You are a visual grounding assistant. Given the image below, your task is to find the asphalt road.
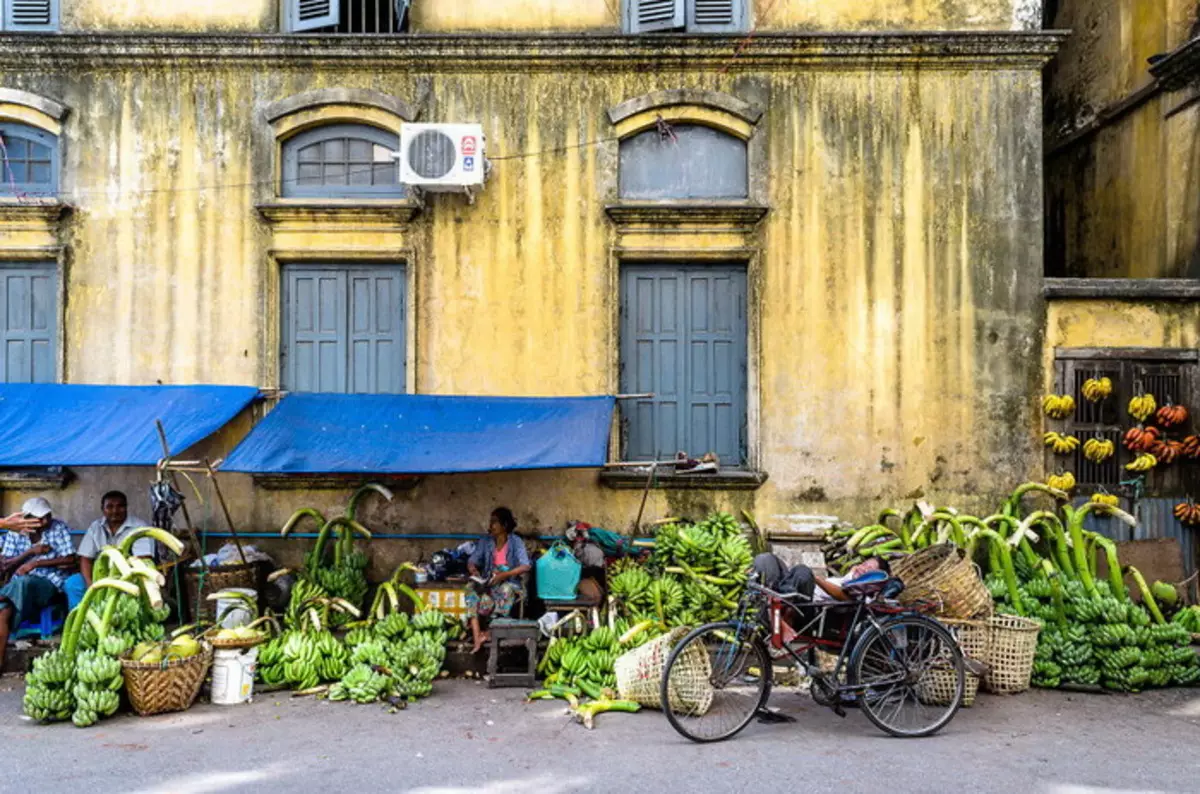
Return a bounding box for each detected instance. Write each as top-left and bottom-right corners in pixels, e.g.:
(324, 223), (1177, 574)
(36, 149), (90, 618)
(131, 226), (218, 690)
(3, 675), (1198, 794)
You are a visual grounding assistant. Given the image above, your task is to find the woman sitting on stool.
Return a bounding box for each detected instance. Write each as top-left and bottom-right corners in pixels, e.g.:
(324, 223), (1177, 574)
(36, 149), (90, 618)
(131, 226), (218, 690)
(466, 507), (532, 654)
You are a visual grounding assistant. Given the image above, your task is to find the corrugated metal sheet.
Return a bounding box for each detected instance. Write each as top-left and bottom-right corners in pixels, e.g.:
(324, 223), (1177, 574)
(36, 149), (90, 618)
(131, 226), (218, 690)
(1074, 496), (1196, 578)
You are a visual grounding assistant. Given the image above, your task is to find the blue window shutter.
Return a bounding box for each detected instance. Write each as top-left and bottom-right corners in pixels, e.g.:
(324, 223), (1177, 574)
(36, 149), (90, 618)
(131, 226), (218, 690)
(688, 0), (747, 32)
(283, 265), (405, 394)
(3, 0), (58, 31)
(288, 0), (339, 32)
(620, 265), (746, 465)
(627, 0), (684, 33)
(348, 268), (405, 394)
(0, 264), (57, 383)
(283, 268), (348, 393)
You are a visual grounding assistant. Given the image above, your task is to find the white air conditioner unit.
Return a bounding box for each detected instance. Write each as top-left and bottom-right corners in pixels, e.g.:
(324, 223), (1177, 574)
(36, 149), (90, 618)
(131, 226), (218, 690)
(398, 123), (486, 191)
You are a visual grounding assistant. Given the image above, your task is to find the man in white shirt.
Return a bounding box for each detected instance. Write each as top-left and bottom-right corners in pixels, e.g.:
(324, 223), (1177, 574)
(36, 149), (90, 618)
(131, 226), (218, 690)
(76, 491), (154, 586)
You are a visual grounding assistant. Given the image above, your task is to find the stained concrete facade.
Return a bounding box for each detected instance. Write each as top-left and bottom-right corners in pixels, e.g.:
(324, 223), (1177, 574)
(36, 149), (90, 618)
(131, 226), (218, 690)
(0, 2), (1061, 569)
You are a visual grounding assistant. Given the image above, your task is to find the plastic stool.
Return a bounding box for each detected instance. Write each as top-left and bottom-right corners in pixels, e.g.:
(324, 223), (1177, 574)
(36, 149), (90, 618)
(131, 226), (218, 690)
(13, 604), (64, 640)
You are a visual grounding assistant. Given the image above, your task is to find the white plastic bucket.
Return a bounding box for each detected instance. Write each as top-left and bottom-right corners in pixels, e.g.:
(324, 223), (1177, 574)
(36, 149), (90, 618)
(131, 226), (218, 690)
(211, 647), (257, 705)
(216, 588), (257, 629)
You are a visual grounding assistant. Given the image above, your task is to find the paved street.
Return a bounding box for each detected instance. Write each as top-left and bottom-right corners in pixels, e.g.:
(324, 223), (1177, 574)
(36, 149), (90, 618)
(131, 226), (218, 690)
(3, 675), (1198, 794)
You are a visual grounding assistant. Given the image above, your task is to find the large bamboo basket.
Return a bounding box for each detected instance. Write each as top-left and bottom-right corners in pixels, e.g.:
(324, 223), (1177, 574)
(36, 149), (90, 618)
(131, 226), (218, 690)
(918, 617), (988, 707)
(615, 627), (711, 712)
(120, 643), (212, 716)
(183, 563), (259, 622)
(891, 544), (993, 620)
(981, 614), (1041, 695)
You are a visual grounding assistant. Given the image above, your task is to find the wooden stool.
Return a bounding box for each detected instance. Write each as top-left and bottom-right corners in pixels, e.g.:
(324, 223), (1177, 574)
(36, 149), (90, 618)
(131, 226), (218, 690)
(486, 618), (541, 689)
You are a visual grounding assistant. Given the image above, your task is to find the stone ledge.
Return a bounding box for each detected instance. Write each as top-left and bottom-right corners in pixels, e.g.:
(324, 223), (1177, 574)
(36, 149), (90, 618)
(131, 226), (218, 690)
(0, 199), (70, 225)
(252, 474), (423, 491)
(598, 469), (767, 491)
(0, 32), (1068, 72)
(605, 202), (768, 228)
(1150, 36), (1200, 92)
(256, 200), (422, 226)
(1043, 278), (1200, 301)
(0, 467), (72, 490)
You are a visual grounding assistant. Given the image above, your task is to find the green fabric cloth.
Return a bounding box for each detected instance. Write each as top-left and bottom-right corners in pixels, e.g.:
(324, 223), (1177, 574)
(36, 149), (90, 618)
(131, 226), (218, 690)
(0, 574), (59, 624)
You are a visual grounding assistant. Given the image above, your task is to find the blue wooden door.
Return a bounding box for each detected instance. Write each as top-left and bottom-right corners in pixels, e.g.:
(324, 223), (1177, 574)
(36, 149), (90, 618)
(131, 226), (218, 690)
(283, 265), (405, 393)
(0, 264), (56, 383)
(620, 265), (746, 465)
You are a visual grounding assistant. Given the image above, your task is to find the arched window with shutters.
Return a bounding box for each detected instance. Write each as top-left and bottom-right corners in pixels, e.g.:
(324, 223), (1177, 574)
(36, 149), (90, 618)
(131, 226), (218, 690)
(624, 0), (748, 33)
(281, 123), (405, 198)
(619, 123), (748, 200)
(0, 122), (58, 197)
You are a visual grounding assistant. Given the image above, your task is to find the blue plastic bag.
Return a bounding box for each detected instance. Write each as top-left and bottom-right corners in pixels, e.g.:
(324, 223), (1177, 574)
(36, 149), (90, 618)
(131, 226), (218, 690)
(537, 542), (582, 601)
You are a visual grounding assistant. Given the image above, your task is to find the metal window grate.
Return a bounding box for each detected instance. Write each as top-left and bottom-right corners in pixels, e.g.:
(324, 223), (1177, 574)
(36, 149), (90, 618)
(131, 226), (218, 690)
(1141, 372), (1182, 407)
(336, 0), (404, 33)
(1072, 429), (1122, 487)
(1072, 367), (1120, 426)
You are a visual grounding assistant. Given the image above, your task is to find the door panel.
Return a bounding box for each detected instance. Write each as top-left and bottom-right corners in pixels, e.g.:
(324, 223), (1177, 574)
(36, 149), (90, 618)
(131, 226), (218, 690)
(0, 265), (57, 383)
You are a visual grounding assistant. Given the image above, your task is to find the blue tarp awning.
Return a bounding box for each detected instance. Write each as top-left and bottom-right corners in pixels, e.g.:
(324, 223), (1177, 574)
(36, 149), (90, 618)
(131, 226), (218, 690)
(0, 384), (260, 466)
(220, 393), (615, 475)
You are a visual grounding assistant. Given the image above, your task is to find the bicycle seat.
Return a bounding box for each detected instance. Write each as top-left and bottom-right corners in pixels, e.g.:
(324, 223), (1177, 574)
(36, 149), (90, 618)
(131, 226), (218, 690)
(841, 571), (891, 599)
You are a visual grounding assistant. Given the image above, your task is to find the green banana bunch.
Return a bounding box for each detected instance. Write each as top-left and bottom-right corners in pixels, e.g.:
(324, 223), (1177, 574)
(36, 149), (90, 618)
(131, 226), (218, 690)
(608, 568), (652, 605)
(1031, 660), (1062, 688)
(328, 663), (391, 703)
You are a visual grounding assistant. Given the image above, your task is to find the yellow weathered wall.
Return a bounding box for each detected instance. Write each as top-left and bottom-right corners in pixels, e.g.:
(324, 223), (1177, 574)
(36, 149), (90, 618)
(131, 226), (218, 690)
(63, 0), (275, 32)
(1045, 0), (1200, 278)
(0, 54), (1046, 537)
(59, 0), (1034, 33)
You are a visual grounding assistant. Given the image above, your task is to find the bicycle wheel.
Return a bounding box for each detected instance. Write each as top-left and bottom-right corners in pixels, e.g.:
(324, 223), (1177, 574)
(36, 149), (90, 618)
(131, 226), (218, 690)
(848, 615), (963, 738)
(661, 622), (772, 744)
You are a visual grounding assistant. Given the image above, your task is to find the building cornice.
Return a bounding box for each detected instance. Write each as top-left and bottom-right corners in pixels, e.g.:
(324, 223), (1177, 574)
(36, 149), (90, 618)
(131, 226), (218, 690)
(0, 31), (1067, 72)
(1150, 37), (1200, 92)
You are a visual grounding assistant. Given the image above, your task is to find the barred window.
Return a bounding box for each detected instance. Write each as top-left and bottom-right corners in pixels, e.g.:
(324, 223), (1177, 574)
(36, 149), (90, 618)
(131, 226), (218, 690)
(281, 124), (404, 199)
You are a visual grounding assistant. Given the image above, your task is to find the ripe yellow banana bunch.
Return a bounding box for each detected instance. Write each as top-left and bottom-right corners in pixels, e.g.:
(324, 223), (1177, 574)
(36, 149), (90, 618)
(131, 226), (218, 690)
(1082, 437), (1115, 463)
(1044, 432), (1081, 455)
(1042, 394), (1076, 419)
(1124, 452), (1157, 472)
(1081, 377), (1113, 402)
(1090, 492), (1120, 507)
(1128, 393), (1157, 422)
(1046, 472), (1076, 491)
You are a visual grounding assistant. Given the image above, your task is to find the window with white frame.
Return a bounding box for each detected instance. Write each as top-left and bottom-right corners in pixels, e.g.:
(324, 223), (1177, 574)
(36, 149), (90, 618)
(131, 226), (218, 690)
(0, 122), (57, 197)
(281, 124), (405, 199)
(283, 0), (409, 33)
(1, 0), (58, 32)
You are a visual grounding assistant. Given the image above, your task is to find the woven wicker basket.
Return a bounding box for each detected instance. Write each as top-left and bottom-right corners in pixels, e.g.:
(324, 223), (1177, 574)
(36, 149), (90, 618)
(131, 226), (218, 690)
(615, 627), (711, 712)
(981, 614), (1041, 695)
(120, 644), (213, 716)
(184, 563), (259, 622)
(918, 618), (987, 707)
(207, 633), (268, 651)
(892, 544), (993, 620)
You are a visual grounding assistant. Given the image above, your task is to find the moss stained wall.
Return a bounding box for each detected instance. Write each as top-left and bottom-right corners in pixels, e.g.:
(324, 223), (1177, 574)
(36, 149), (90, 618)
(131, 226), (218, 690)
(0, 35), (1054, 543)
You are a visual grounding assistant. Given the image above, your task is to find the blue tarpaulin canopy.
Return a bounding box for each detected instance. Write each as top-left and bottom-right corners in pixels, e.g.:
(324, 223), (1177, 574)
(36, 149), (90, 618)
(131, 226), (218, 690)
(220, 393), (615, 475)
(0, 384), (260, 467)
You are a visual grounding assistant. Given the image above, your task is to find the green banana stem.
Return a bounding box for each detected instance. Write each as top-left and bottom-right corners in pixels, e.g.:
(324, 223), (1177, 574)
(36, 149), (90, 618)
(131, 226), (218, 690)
(1125, 565), (1165, 624)
(311, 519), (339, 567)
(846, 524), (892, 552)
(1004, 482), (1069, 519)
(62, 578), (139, 657)
(876, 508), (901, 530)
(345, 482), (394, 521)
(920, 513), (965, 547)
(974, 528), (1024, 615)
(280, 507), (326, 538)
(117, 527), (185, 558)
(862, 539), (903, 556)
(1065, 505), (1097, 596)
(901, 509), (920, 548)
(1026, 511), (1074, 579)
(984, 514), (1018, 538)
(1092, 536), (1126, 600)
(1042, 560), (1067, 629)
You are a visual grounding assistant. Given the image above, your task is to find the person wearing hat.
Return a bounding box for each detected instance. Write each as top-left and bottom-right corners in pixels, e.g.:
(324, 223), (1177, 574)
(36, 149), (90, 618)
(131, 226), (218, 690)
(0, 497), (77, 667)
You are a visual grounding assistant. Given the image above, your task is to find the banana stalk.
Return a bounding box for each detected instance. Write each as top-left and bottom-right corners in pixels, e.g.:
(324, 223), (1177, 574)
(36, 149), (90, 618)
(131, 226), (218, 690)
(1125, 565), (1165, 624)
(1042, 560), (1067, 629)
(1003, 482), (1068, 519)
(1025, 511), (1074, 578)
(62, 578), (140, 657)
(280, 508), (326, 538)
(345, 482), (394, 520)
(1092, 536), (1126, 601)
(969, 529), (1024, 615)
(117, 528), (185, 558)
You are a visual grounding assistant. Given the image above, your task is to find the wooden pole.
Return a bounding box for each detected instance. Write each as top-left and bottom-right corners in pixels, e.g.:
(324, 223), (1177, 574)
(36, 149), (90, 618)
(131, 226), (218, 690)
(633, 462), (658, 534)
(203, 457), (249, 566)
(155, 420), (205, 565)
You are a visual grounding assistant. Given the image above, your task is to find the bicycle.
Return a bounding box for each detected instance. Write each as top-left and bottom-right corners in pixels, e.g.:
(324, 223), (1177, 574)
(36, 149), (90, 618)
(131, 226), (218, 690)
(659, 574), (965, 742)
